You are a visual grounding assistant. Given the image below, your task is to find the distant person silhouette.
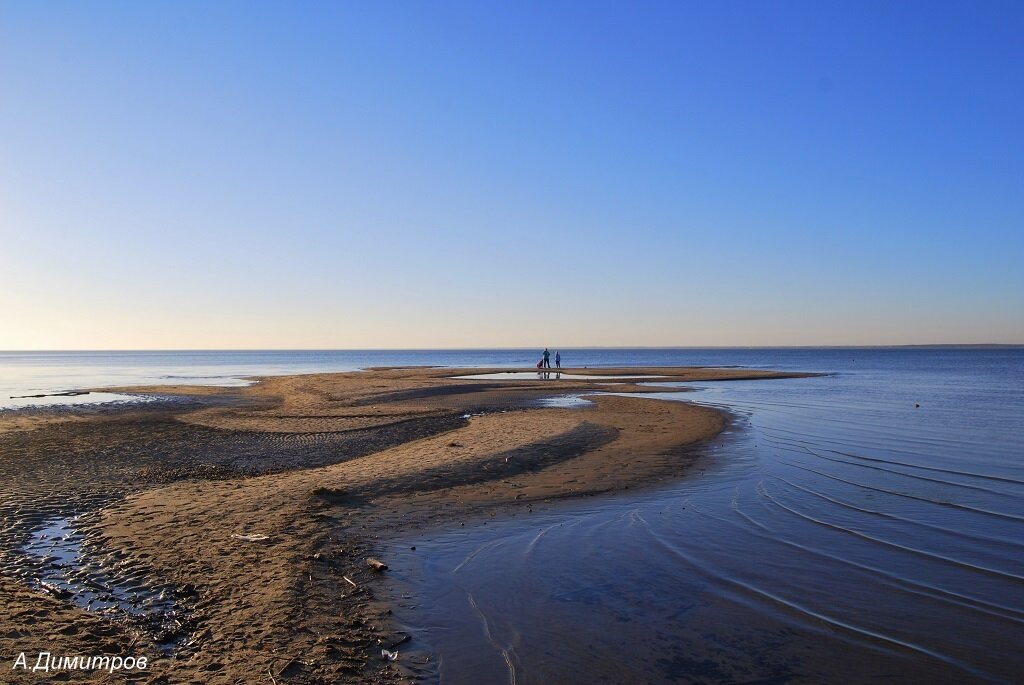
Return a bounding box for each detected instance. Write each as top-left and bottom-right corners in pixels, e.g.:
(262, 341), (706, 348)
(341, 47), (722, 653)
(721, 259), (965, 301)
(542, 348), (551, 368)
(554, 351), (561, 368)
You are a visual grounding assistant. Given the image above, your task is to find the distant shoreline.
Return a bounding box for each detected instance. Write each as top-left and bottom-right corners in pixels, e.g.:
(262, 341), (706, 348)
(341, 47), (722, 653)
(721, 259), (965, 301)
(1, 344), (1022, 353)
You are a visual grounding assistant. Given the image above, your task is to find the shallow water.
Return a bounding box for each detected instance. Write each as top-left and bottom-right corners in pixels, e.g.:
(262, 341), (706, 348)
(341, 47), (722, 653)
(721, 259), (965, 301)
(454, 372), (660, 380)
(536, 394), (596, 409)
(383, 349), (1024, 684)
(22, 517), (176, 616)
(2, 391), (158, 411)
(12, 514), (189, 650)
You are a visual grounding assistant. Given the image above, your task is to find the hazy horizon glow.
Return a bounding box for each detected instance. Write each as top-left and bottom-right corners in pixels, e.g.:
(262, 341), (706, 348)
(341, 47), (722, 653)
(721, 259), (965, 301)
(2, 1), (1022, 349)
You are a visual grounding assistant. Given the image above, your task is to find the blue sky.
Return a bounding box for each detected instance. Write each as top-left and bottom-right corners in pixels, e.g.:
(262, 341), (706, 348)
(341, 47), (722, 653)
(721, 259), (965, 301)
(1, 1), (1021, 348)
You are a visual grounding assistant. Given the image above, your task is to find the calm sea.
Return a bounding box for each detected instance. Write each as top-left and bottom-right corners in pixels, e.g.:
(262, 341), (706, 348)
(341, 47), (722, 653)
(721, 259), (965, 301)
(1, 348), (1022, 683)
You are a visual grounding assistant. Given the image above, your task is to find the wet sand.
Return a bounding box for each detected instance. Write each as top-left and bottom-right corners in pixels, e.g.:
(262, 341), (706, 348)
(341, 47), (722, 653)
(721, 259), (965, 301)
(0, 366), (810, 683)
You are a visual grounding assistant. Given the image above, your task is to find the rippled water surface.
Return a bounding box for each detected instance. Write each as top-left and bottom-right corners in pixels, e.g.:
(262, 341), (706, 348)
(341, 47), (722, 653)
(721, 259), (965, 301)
(382, 349), (1024, 684)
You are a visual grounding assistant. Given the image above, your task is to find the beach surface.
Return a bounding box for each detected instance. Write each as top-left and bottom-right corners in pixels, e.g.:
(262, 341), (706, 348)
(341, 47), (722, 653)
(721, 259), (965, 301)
(0, 366), (809, 683)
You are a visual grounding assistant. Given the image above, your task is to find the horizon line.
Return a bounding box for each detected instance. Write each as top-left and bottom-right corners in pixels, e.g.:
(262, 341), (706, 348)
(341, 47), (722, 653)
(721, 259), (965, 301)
(1, 344), (1022, 353)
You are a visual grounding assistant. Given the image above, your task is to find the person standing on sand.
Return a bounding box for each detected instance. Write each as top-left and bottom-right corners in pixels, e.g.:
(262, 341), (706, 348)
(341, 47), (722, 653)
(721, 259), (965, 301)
(555, 351), (561, 368)
(542, 348), (551, 368)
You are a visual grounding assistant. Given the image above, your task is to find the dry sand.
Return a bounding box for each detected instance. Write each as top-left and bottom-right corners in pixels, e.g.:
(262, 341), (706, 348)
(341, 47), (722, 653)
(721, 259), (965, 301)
(0, 366), (812, 683)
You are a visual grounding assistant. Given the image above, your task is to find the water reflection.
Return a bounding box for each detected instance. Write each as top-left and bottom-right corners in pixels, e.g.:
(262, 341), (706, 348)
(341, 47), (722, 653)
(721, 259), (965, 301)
(454, 372), (660, 381)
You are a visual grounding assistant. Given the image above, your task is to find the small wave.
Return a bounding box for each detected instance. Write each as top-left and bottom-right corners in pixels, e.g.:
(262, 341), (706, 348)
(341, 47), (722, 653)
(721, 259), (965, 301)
(717, 494), (1024, 625)
(642, 521), (1000, 683)
(450, 538), (507, 575)
(828, 448), (1024, 486)
(793, 444), (1017, 498)
(780, 461), (1024, 524)
(466, 592), (519, 685)
(771, 474), (1024, 552)
(757, 481), (1024, 583)
(524, 523), (562, 559)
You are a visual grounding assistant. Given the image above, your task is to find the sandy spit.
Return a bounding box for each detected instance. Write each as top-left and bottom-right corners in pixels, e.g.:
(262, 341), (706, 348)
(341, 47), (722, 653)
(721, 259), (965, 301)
(0, 366), (812, 683)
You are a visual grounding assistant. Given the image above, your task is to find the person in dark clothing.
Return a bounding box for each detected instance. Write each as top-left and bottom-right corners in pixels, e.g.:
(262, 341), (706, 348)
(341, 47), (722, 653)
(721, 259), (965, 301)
(542, 348), (551, 368)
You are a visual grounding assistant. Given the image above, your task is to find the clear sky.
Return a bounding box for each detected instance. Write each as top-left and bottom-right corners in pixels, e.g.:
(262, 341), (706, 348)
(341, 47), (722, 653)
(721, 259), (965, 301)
(1, 1), (1021, 349)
